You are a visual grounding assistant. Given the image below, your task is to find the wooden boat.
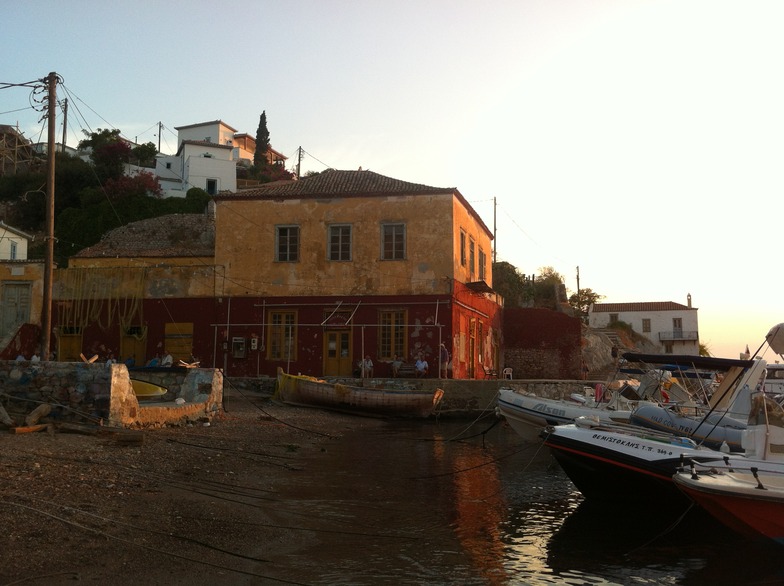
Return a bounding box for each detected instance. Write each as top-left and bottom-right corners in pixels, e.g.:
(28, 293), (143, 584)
(276, 369), (444, 418)
(130, 378), (168, 399)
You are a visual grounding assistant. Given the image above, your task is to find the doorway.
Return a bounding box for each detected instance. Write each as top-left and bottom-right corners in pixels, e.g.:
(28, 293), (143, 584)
(324, 330), (352, 376)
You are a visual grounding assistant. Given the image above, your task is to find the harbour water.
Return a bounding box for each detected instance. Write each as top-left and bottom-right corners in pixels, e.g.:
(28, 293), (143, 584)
(266, 416), (784, 585)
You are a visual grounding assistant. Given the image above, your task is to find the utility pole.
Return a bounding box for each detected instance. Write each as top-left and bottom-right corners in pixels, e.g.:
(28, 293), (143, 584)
(42, 72), (57, 359)
(60, 98), (67, 152)
(157, 121), (162, 152)
(493, 196), (497, 264)
(296, 146), (303, 178)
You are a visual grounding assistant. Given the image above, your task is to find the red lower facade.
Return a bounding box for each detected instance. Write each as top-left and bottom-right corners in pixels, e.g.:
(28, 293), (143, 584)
(50, 285), (502, 379)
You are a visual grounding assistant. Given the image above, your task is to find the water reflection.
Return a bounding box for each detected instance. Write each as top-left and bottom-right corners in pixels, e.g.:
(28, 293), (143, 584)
(266, 418), (784, 585)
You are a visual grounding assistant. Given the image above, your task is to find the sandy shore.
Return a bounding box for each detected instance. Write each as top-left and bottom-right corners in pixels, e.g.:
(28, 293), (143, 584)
(1, 388), (387, 585)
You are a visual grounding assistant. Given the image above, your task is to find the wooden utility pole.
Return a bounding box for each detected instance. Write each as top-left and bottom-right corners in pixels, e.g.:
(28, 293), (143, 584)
(41, 72), (57, 359)
(493, 196), (497, 264)
(157, 121), (162, 152)
(296, 146), (303, 178)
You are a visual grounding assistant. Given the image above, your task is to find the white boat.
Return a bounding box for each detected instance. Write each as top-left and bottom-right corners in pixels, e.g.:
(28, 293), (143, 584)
(673, 393), (784, 546)
(497, 386), (637, 442)
(541, 323), (784, 505)
(626, 353), (768, 451)
(497, 366), (690, 442)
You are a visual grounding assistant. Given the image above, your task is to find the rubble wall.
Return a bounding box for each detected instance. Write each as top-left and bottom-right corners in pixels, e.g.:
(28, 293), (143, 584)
(0, 360), (223, 429)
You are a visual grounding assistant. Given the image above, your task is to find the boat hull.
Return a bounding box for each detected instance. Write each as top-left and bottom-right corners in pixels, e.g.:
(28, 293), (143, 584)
(674, 470), (784, 546)
(541, 420), (721, 504)
(277, 372), (443, 418)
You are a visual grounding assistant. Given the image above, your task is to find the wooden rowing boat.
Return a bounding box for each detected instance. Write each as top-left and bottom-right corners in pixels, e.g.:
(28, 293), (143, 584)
(276, 369), (444, 418)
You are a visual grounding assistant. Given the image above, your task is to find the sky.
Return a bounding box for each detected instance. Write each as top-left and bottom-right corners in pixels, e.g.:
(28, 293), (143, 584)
(2, 0), (783, 360)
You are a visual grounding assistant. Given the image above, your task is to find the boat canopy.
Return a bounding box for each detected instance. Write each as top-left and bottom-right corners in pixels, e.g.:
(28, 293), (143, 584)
(623, 352), (754, 371)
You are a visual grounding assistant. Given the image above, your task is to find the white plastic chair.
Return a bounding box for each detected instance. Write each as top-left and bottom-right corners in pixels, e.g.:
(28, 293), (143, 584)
(502, 367), (513, 380)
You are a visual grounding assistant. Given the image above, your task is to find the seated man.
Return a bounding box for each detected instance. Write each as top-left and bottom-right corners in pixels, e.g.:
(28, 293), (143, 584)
(391, 354), (403, 377)
(415, 354), (429, 377)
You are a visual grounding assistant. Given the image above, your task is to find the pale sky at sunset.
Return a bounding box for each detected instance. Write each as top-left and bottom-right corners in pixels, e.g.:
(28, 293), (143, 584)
(3, 1), (783, 360)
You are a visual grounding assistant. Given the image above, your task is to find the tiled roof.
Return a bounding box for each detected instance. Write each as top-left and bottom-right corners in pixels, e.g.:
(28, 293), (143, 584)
(218, 169), (457, 199)
(74, 214), (214, 258)
(592, 301), (694, 312)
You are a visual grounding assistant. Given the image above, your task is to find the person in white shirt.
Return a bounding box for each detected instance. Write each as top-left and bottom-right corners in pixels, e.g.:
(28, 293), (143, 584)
(359, 355), (374, 378)
(160, 350), (173, 367)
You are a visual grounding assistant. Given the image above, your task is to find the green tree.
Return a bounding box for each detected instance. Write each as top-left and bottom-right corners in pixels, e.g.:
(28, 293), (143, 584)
(78, 128), (130, 181)
(254, 111), (270, 167)
(531, 266), (565, 309)
(568, 288), (603, 323)
(130, 142), (158, 167)
(492, 261), (528, 307)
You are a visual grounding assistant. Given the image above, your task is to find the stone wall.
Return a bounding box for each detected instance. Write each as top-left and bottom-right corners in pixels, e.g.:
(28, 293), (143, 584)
(0, 360), (223, 429)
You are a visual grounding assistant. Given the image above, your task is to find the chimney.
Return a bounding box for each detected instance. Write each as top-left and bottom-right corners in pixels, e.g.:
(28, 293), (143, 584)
(687, 293), (692, 308)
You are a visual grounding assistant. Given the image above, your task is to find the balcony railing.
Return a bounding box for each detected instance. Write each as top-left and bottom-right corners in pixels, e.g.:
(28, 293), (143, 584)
(659, 330), (698, 341)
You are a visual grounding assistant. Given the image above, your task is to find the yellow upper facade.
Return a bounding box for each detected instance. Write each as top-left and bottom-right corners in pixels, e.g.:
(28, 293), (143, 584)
(214, 170), (493, 298)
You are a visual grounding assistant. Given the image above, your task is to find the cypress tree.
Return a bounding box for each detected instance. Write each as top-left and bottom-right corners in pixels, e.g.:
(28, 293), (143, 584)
(254, 111), (270, 167)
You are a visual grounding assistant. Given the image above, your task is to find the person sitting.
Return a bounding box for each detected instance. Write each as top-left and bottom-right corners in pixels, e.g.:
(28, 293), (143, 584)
(415, 354), (429, 377)
(146, 354), (160, 367)
(160, 350), (173, 367)
(391, 354), (403, 377)
(360, 355), (374, 378)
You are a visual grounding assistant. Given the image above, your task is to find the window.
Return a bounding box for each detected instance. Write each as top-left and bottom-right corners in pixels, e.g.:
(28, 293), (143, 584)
(460, 230), (466, 266)
(379, 310), (406, 360)
(206, 178), (218, 195)
(642, 319), (651, 333)
(268, 311), (296, 360)
(469, 238), (476, 278)
(10, 241), (17, 260)
(165, 162), (172, 170)
(276, 226), (299, 262)
(329, 225), (352, 261)
(609, 314), (619, 324)
(478, 248), (486, 281)
(381, 223), (405, 260)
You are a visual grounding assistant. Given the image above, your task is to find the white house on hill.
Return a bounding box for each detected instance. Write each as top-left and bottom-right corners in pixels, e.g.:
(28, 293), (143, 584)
(155, 120), (238, 198)
(588, 294), (699, 354)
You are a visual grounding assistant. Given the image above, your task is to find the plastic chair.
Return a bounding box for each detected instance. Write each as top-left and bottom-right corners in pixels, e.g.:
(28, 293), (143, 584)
(502, 367), (513, 380)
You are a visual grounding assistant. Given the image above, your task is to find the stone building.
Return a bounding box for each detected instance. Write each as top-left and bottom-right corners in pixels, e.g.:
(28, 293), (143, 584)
(48, 169), (503, 379)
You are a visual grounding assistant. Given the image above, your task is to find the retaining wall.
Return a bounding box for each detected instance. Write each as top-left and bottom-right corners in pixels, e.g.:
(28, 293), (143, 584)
(0, 360), (223, 428)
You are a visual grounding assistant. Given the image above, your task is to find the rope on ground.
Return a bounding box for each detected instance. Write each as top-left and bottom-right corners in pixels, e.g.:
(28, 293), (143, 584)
(1, 500), (309, 585)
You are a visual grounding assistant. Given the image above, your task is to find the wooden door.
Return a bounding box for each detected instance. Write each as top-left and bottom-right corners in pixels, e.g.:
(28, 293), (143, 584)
(164, 322), (194, 364)
(1, 282), (31, 338)
(324, 330), (352, 376)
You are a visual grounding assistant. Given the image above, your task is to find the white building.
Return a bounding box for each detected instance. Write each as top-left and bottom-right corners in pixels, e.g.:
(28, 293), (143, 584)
(156, 120), (238, 198)
(0, 221), (31, 260)
(588, 294), (699, 354)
